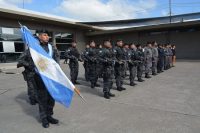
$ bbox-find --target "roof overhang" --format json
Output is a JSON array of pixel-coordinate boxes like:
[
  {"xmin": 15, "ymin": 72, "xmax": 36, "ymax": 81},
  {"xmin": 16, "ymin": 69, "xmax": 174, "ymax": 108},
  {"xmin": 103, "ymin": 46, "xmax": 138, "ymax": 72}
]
[
  {"xmin": 86, "ymin": 20, "xmax": 200, "ymax": 36},
  {"xmin": 0, "ymin": 7, "xmax": 103, "ymax": 31}
]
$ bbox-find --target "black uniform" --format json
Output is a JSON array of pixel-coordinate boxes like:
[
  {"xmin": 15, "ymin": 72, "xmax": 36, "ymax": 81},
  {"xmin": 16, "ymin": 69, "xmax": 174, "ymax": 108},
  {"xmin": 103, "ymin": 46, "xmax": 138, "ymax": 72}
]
[
  {"xmin": 17, "ymin": 49, "xmax": 37, "ymax": 105},
  {"xmin": 99, "ymin": 47, "xmax": 116, "ymax": 98},
  {"xmin": 65, "ymin": 47, "xmax": 81, "ymax": 84},
  {"xmin": 85, "ymin": 47, "xmax": 99, "ymax": 88},
  {"xmin": 157, "ymin": 47, "xmax": 165, "ymax": 73},
  {"xmin": 81, "ymin": 48, "xmax": 90, "ymax": 81},
  {"xmin": 114, "ymin": 46, "xmax": 126, "ymax": 91},
  {"xmin": 36, "ymin": 43, "xmax": 59, "ymax": 120},
  {"xmin": 96, "ymin": 48, "xmax": 104, "ymax": 78},
  {"xmin": 18, "ymin": 42, "xmax": 59, "ymax": 123},
  {"xmin": 136, "ymin": 48, "xmax": 145, "ymax": 81},
  {"xmin": 123, "ymin": 47, "xmax": 130, "ymax": 77},
  {"xmin": 127, "ymin": 48, "xmax": 138, "ymax": 86}
]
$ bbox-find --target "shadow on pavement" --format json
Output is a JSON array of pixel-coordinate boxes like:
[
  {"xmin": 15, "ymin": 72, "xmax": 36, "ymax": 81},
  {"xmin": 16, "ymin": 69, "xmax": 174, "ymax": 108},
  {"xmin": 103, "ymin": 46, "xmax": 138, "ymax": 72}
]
[{"xmin": 15, "ymin": 92, "xmax": 40, "ymax": 122}]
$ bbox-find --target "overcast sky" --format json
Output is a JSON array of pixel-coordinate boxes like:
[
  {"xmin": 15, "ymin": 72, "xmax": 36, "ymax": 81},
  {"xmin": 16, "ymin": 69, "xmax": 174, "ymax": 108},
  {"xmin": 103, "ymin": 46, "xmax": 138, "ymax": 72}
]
[{"xmin": 0, "ymin": 0, "xmax": 200, "ymax": 22}]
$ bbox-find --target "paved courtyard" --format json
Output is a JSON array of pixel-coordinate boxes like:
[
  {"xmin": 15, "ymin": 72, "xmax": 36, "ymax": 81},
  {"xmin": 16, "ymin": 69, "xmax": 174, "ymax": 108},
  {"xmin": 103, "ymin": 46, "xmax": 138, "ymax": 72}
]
[{"xmin": 0, "ymin": 61, "xmax": 200, "ymax": 133}]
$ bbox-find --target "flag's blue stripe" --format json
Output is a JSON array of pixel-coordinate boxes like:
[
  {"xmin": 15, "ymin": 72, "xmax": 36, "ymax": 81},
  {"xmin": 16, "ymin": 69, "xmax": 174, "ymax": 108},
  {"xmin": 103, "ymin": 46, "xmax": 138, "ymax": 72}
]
[
  {"xmin": 21, "ymin": 27, "xmax": 52, "ymax": 59},
  {"xmin": 40, "ymin": 74, "xmax": 74, "ymax": 108}
]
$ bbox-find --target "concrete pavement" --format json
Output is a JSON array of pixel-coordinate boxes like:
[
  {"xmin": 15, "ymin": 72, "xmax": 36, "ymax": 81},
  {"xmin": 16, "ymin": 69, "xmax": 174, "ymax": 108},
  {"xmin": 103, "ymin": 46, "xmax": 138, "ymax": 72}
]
[{"xmin": 0, "ymin": 61, "xmax": 200, "ymax": 133}]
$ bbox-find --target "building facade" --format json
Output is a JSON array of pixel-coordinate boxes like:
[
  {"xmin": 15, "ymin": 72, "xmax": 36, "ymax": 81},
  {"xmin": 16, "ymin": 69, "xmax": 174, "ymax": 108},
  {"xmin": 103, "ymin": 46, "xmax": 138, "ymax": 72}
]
[{"xmin": 0, "ymin": 7, "xmax": 200, "ymax": 60}]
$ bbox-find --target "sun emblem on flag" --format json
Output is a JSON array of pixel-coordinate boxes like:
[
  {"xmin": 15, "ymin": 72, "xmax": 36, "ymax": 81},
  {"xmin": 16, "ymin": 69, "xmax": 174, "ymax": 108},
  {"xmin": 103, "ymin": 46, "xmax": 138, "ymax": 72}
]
[{"xmin": 37, "ymin": 58, "xmax": 48, "ymax": 72}]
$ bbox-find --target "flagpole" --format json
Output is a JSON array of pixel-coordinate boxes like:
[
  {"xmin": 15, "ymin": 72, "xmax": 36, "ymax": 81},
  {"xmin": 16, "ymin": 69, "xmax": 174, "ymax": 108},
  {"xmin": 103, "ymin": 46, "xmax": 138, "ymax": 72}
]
[
  {"xmin": 18, "ymin": 21, "xmax": 23, "ymax": 27},
  {"xmin": 74, "ymin": 87, "xmax": 86, "ymax": 103}
]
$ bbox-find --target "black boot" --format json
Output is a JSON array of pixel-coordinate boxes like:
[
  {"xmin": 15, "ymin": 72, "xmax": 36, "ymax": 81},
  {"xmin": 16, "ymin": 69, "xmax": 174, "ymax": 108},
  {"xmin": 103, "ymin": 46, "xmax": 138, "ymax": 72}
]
[
  {"xmin": 74, "ymin": 81, "xmax": 80, "ymax": 85},
  {"xmin": 91, "ymin": 83, "xmax": 95, "ymax": 88},
  {"xmin": 108, "ymin": 92, "xmax": 115, "ymax": 97},
  {"xmin": 121, "ymin": 87, "xmax": 126, "ymax": 90},
  {"xmin": 95, "ymin": 83, "xmax": 100, "ymax": 87},
  {"xmin": 42, "ymin": 118, "xmax": 49, "ymax": 128},
  {"xmin": 145, "ymin": 74, "xmax": 151, "ymax": 78},
  {"xmin": 47, "ymin": 116, "xmax": 59, "ymax": 124},
  {"xmin": 117, "ymin": 87, "xmax": 122, "ymax": 91},
  {"xmin": 138, "ymin": 78, "xmax": 144, "ymax": 82},
  {"xmin": 152, "ymin": 73, "xmax": 157, "ymax": 76},
  {"xmin": 104, "ymin": 92, "xmax": 110, "ymax": 99},
  {"xmin": 130, "ymin": 82, "xmax": 137, "ymax": 86}
]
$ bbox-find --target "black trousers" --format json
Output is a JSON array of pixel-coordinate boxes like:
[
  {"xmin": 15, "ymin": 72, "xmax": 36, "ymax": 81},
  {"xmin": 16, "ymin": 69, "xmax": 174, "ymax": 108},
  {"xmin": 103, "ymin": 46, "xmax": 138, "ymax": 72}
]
[
  {"xmin": 26, "ymin": 73, "xmax": 37, "ymax": 101},
  {"xmin": 103, "ymin": 66, "xmax": 114, "ymax": 93},
  {"xmin": 88, "ymin": 62, "xmax": 98, "ymax": 85},
  {"xmin": 69, "ymin": 61, "xmax": 79, "ymax": 83},
  {"xmin": 83, "ymin": 62, "xmax": 89, "ymax": 81},
  {"xmin": 129, "ymin": 64, "xmax": 137, "ymax": 84},
  {"xmin": 158, "ymin": 57, "xmax": 164, "ymax": 72},
  {"xmin": 137, "ymin": 63, "xmax": 144, "ymax": 79},
  {"xmin": 34, "ymin": 74, "xmax": 55, "ymax": 120},
  {"xmin": 115, "ymin": 64, "xmax": 125, "ymax": 88}
]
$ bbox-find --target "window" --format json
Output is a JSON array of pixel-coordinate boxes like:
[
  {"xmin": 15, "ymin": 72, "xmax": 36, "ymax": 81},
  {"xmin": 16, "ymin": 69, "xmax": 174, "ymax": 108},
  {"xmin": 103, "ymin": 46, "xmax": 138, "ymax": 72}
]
[
  {"xmin": 55, "ymin": 32, "xmax": 73, "ymax": 52},
  {"xmin": 56, "ymin": 44, "xmax": 70, "ymax": 51},
  {"xmin": 0, "ymin": 42, "xmax": 3, "ymax": 52},
  {"xmin": 14, "ymin": 42, "xmax": 24, "ymax": 52}
]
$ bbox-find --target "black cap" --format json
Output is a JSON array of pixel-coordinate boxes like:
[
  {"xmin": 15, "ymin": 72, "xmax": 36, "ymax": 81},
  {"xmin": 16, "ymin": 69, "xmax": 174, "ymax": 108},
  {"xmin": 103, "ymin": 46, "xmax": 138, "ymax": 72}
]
[
  {"xmin": 123, "ymin": 43, "xmax": 129, "ymax": 46},
  {"xmin": 36, "ymin": 29, "xmax": 50, "ymax": 35},
  {"xmin": 116, "ymin": 39, "xmax": 123, "ymax": 42},
  {"xmin": 129, "ymin": 43, "xmax": 135, "ymax": 46},
  {"xmin": 136, "ymin": 44, "xmax": 141, "ymax": 48}
]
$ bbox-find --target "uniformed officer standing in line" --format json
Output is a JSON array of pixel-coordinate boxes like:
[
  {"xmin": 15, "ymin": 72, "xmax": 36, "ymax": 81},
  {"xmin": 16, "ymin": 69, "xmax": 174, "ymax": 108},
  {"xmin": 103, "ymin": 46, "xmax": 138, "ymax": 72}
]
[
  {"xmin": 157, "ymin": 44, "xmax": 165, "ymax": 73},
  {"xmin": 17, "ymin": 49, "xmax": 38, "ymax": 105},
  {"xmin": 20, "ymin": 30, "xmax": 60, "ymax": 128},
  {"xmin": 99, "ymin": 40, "xmax": 116, "ymax": 99},
  {"xmin": 165, "ymin": 44, "xmax": 171, "ymax": 69},
  {"xmin": 85, "ymin": 41, "xmax": 100, "ymax": 88},
  {"xmin": 136, "ymin": 44, "xmax": 145, "ymax": 82},
  {"xmin": 123, "ymin": 43, "xmax": 130, "ymax": 77},
  {"xmin": 114, "ymin": 39, "xmax": 126, "ymax": 91},
  {"xmin": 65, "ymin": 41, "xmax": 82, "ymax": 84},
  {"xmin": 54, "ymin": 44, "xmax": 60, "ymax": 65},
  {"xmin": 96, "ymin": 44, "xmax": 104, "ymax": 78},
  {"xmin": 171, "ymin": 44, "xmax": 176, "ymax": 67},
  {"xmin": 168, "ymin": 44, "xmax": 173, "ymax": 68},
  {"xmin": 144, "ymin": 42, "xmax": 153, "ymax": 78},
  {"xmin": 81, "ymin": 44, "xmax": 90, "ymax": 81},
  {"xmin": 163, "ymin": 44, "xmax": 168, "ymax": 70},
  {"xmin": 151, "ymin": 41, "xmax": 159, "ymax": 75},
  {"xmin": 127, "ymin": 43, "xmax": 138, "ymax": 86}
]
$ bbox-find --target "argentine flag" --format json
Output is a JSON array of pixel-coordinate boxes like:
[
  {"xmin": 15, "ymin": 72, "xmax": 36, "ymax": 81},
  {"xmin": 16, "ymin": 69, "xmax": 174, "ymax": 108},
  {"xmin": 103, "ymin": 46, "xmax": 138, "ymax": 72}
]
[{"xmin": 20, "ymin": 26, "xmax": 74, "ymax": 107}]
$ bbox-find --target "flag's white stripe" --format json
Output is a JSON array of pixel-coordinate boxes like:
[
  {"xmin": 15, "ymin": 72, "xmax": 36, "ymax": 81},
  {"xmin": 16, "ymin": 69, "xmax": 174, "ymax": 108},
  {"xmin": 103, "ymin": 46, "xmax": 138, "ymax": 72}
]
[{"xmin": 30, "ymin": 48, "xmax": 75, "ymax": 91}]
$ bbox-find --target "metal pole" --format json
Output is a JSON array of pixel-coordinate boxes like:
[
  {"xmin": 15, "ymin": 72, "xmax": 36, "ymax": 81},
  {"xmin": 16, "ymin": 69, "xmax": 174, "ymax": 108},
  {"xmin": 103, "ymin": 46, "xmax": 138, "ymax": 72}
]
[
  {"xmin": 23, "ymin": 0, "xmax": 24, "ymax": 9},
  {"xmin": 169, "ymin": 0, "xmax": 172, "ymax": 23}
]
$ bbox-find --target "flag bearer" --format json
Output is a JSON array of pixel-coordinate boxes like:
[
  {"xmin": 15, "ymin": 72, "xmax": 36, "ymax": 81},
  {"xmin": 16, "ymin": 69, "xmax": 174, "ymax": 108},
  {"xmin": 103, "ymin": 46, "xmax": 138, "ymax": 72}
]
[{"xmin": 20, "ymin": 29, "xmax": 59, "ymax": 128}]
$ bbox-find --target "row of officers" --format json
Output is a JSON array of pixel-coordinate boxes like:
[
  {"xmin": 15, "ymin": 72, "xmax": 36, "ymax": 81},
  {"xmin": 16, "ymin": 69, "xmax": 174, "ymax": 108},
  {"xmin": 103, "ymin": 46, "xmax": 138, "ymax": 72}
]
[
  {"xmin": 17, "ymin": 31, "xmax": 176, "ymax": 128},
  {"xmin": 65, "ymin": 39, "xmax": 176, "ymax": 99}
]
